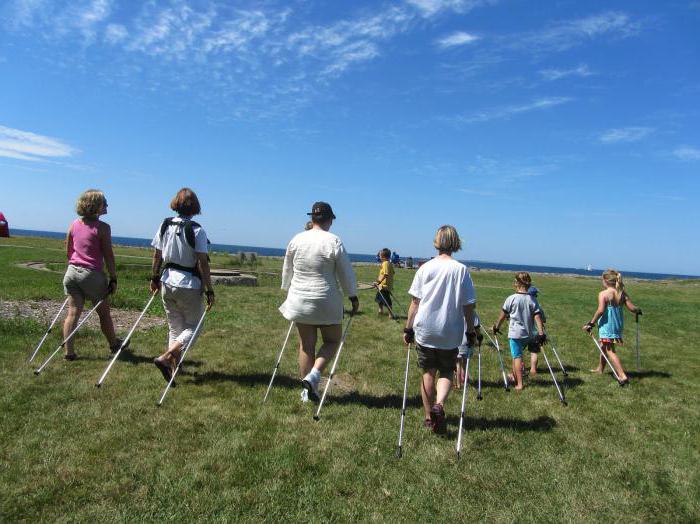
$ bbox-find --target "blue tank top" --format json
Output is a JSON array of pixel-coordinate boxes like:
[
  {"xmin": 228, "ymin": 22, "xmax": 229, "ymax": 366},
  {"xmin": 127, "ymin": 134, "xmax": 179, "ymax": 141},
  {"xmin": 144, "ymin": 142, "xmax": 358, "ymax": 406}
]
[{"xmin": 598, "ymin": 304, "xmax": 624, "ymax": 339}]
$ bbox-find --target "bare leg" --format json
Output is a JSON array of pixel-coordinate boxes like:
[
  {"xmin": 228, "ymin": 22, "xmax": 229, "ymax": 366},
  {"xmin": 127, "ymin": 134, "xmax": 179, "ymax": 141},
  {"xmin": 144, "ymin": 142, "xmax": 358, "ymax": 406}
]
[
  {"xmin": 435, "ymin": 374, "xmax": 453, "ymax": 405},
  {"xmin": 604, "ymin": 345, "xmax": 628, "ymax": 381},
  {"xmin": 314, "ymin": 324, "xmax": 342, "ymax": 372},
  {"xmin": 296, "ymin": 323, "xmax": 318, "ymax": 378},
  {"xmin": 420, "ymin": 370, "xmax": 437, "ymax": 420},
  {"xmin": 591, "ymin": 352, "xmax": 605, "ymax": 373},
  {"xmin": 513, "ymin": 357, "xmax": 524, "ymax": 390},
  {"xmin": 530, "ymin": 352, "xmax": 538, "ymax": 375},
  {"xmin": 96, "ymin": 299, "xmax": 118, "ymax": 348},
  {"xmin": 63, "ymin": 295, "xmax": 84, "ymax": 356},
  {"xmin": 454, "ymin": 358, "xmax": 463, "ymax": 389}
]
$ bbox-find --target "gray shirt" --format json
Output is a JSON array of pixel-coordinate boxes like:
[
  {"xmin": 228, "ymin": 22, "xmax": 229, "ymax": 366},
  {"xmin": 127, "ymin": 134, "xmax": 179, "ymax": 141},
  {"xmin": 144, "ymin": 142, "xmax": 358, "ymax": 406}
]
[{"xmin": 503, "ymin": 293, "xmax": 541, "ymax": 339}]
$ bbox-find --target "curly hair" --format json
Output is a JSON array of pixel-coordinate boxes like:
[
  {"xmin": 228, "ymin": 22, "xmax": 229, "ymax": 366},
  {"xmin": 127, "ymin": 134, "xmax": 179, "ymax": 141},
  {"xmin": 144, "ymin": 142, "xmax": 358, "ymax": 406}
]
[{"xmin": 75, "ymin": 189, "xmax": 106, "ymax": 218}]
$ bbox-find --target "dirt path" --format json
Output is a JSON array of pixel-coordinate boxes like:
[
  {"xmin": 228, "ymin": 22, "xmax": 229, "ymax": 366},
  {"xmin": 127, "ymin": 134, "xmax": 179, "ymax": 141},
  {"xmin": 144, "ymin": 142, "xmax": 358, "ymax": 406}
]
[{"xmin": 0, "ymin": 299, "xmax": 166, "ymax": 331}]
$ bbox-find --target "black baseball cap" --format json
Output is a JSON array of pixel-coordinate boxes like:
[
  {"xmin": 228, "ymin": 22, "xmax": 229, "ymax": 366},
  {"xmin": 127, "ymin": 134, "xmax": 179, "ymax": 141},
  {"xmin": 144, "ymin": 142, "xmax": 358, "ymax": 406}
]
[{"xmin": 307, "ymin": 201, "xmax": 336, "ymax": 219}]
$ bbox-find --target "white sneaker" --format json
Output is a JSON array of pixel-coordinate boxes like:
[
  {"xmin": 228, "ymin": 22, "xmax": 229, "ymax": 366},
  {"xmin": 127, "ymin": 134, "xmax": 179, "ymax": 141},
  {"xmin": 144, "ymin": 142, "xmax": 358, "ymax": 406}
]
[
  {"xmin": 302, "ymin": 373, "xmax": 320, "ymax": 402},
  {"xmin": 300, "ymin": 388, "xmax": 309, "ymax": 403}
]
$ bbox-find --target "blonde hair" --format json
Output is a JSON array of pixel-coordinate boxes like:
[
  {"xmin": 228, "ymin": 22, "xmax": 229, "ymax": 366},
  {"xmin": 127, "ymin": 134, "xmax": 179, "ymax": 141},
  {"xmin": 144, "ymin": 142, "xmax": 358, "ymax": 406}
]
[
  {"xmin": 514, "ymin": 271, "xmax": 532, "ymax": 289},
  {"xmin": 75, "ymin": 189, "xmax": 106, "ymax": 218},
  {"xmin": 433, "ymin": 225, "xmax": 462, "ymax": 254},
  {"xmin": 602, "ymin": 269, "xmax": 625, "ymax": 294}
]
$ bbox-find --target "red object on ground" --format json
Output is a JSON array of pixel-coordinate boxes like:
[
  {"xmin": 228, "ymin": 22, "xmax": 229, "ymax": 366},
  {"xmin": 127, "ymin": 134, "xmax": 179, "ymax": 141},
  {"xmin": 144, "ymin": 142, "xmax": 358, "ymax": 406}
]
[{"xmin": 0, "ymin": 212, "xmax": 9, "ymax": 237}]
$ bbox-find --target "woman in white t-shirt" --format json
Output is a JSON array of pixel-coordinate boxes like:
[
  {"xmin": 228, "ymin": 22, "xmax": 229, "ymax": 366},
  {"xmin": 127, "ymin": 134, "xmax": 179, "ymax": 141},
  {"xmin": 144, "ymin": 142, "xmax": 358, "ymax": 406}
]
[
  {"xmin": 403, "ymin": 225, "xmax": 477, "ymax": 433},
  {"xmin": 150, "ymin": 188, "xmax": 215, "ymax": 383},
  {"xmin": 279, "ymin": 202, "xmax": 359, "ymax": 403}
]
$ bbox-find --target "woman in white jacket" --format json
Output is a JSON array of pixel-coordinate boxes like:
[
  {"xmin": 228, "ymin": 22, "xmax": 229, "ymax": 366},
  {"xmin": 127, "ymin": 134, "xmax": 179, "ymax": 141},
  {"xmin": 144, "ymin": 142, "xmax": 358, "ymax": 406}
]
[{"xmin": 279, "ymin": 202, "xmax": 359, "ymax": 402}]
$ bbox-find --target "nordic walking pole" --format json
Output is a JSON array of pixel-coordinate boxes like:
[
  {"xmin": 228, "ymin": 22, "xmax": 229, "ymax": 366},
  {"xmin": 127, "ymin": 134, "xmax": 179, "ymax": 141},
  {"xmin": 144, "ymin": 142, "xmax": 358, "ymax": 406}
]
[
  {"xmin": 388, "ymin": 290, "xmax": 404, "ymax": 315},
  {"xmin": 396, "ymin": 342, "xmax": 412, "ymax": 458},
  {"xmin": 373, "ymin": 283, "xmax": 398, "ymax": 320},
  {"xmin": 96, "ymin": 291, "xmax": 158, "ymax": 387},
  {"xmin": 157, "ymin": 308, "xmax": 209, "ymax": 406},
  {"xmin": 28, "ymin": 297, "xmax": 69, "ymax": 362},
  {"xmin": 456, "ymin": 355, "xmax": 471, "ymax": 459},
  {"xmin": 635, "ymin": 312, "xmax": 641, "ymax": 372},
  {"xmin": 34, "ymin": 298, "xmax": 106, "ymax": 375},
  {"xmin": 263, "ymin": 321, "xmax": 295, "ymax": 402},
  {"xmin": 547, "ymin": 333, "xmax": 568, "ymax": 376},
  {"xmin": 483, "ymin": 330, "xmax": 509, "ymax": 391},
  {"xmin": 477, "ymin": 341, "xmax": 483, "ymax": 400},
  {"xmin": 588, "ymin": 332, "xmax": 623, "ymax": 385},
  {"xmin": 313, "ymin": 316, "xmax": 354, "ymax": 421},
  {"xmin": 541, "ymin": 347, "xmax": 567, "ymax": 405}
]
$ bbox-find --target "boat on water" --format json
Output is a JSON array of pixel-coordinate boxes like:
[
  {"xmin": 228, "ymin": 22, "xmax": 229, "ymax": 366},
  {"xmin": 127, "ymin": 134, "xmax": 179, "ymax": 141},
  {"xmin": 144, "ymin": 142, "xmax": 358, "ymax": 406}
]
[{"xmin": 586, "ymin": 264, "xmax": 592, "ymax": 272}]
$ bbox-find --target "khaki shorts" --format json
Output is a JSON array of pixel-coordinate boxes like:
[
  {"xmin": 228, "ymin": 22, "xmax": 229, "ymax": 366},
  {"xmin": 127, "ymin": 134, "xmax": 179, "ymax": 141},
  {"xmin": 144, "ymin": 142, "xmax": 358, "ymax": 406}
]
[{"xmin": 63, "ymin": 264, "xmax": 108, "ymax": 302}]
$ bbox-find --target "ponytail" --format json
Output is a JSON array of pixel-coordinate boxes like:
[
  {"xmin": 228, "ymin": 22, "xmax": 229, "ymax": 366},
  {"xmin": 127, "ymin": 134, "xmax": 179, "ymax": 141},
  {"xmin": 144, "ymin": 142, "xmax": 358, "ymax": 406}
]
[{"xmin": 602, "ymin": 269, "xmax": 625, "ymax": 295}]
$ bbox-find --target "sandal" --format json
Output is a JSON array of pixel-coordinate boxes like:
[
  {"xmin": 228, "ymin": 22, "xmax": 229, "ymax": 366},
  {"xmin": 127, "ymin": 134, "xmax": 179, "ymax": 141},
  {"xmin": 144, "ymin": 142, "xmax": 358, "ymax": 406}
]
[{"xmin": 64, "ymin": 353, "xmax": 77, "ymax": 361}]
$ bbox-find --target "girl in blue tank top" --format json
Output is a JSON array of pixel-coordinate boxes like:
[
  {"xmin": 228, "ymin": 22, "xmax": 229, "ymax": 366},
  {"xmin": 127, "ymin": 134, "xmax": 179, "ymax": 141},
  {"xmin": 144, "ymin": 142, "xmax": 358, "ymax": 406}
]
[{"xmin": 582, "ymin": 269, "xmax": 642, "ymax": 385}]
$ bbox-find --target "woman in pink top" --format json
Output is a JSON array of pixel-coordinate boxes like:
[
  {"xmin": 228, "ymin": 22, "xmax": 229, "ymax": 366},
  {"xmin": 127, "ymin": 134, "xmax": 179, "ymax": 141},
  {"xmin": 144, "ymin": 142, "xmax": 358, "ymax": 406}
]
[{"xmin": 62, "ymin": 189, "xmax": 123, "ymax": 360}]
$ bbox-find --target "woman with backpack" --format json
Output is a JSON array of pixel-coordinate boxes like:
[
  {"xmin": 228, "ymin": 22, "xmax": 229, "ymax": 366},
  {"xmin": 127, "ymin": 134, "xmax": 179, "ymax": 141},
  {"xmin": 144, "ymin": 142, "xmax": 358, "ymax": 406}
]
[{"xmin": 150, "ymin": 188, "xmax": 215, "ymax": 383}]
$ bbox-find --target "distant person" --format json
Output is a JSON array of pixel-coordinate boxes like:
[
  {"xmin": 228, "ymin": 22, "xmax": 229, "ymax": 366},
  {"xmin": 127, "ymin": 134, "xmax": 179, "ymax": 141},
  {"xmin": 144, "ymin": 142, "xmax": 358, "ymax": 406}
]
[
  {"xmin": 391, "ymin": 251, "xmax": 400, "ymax": 267},
  {"xmin": 403, "ymin": 225, "xmax": 477, "ymax": 433},
  {"xmin": 62, "ymin": 189, "xmax": 123, "ymax": 360},
  {"xmin": 582, "ymin": 269, "xmax": 641, "ymax": 385},
  {"xmin": 492, "ymin": 272, "xmax": 546, "ymax": 391},
  {"xmin": 374, "ymin": 248, "xmax": 395, "ymax": 317},
  {"xmin": 0, "ymin": 211, "xmax": 9, "ymax": 237},
  {"xmin": 280, "ymin": 202, "xmax": 359, "ymax": 403},
  {"xmin": 454, "ymin": 312, "xmax": 483, "ymax": 389},
  {"xmin": 375, "ymin": 251, "xmax": 381, "ymax": 264},
  {"xmin": 150, "ymin": 188, "xmax": 215, "ymax": 383},
  {"xmin": 526, "ymin": 285, "xmax": 546, "ymax": 376},
  {"xmin": 406, "ymin": 256, "xmax": 414, "ymax": 269}
]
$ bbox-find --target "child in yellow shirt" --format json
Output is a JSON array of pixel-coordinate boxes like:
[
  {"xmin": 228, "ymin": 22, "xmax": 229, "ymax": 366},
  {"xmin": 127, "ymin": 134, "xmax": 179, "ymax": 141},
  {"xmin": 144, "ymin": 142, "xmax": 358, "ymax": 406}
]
[{"xmin": 374, "ymin": 248, "xmax": 395, "ymax": 317}]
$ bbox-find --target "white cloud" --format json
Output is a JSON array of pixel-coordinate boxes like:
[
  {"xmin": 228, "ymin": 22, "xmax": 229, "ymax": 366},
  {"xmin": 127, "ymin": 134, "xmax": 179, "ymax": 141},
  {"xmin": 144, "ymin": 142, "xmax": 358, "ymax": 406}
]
[
  {"xmin": 599, "ymin": 126, "xmax": 654, "ymax": 144},
  {"xmin": 406, "ymin": 0, "xmax": 494, "ymax": 17},
  {"xmin": 540, "ymin": 64, "xmax": 593, "ymax": 81},
  {"xmin": 512, "ymin": 11, "xmax": 640, "ymax": 54},
  {"xmin": 104, "ymin": 23, "xmax": 127, "ymax": 44},
  {"xmin": 459, "ymin": 97, "xmax": 572, "ymax": 123},
  {"xmin": 436, "ymin": 31, "xmax": 479, "ymax": 49},
  {"xmin": 0, "ymin": 125, "xmax": 78, "ymax": 162},
  {"xmin": 673, "ymin": 146, "xmax": 700, "ymax": 161}
]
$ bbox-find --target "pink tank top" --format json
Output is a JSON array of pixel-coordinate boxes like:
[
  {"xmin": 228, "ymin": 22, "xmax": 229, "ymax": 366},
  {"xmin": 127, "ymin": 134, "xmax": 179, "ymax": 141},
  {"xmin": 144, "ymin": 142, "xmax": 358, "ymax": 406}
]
[{"xmin": 68, "ymin": 219, "xmax": 103, "ymax": 271}]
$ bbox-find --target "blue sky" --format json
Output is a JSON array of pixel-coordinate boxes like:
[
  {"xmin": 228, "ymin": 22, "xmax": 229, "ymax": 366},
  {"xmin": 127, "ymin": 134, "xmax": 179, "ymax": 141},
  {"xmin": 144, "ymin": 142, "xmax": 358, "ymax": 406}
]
[{"xmin": 1, "ymin": 0, "xmax": 698, "ymax": 275}]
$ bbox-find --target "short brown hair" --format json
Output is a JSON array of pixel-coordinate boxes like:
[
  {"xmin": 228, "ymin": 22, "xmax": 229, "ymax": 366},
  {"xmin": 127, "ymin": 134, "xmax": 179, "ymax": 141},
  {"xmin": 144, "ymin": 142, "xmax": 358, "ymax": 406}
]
[
  {"xmin": 75, "ymin": 189, "xmax": 106, "ymax": 218},
  {"xmin": 380, "ymin": 248, "xmax": 391, "ymax": 259},
  {"xmin": 170, "ymin": 188, "xmax": 201, "ymax": 216},
  {"xmin": 433, "ymin": 225, "xmax": 461, "ymax": 254},
  {"xmin": 514, "ymin": 272, "xmax": 532, "ymax": 289}
]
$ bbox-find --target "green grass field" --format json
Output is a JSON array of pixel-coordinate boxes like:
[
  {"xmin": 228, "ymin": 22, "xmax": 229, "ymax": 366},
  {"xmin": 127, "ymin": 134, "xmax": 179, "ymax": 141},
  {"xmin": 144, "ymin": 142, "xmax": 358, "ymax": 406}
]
[{"xmin": 1, "ymin": 236, "xmax": 698, "ymax": 522}]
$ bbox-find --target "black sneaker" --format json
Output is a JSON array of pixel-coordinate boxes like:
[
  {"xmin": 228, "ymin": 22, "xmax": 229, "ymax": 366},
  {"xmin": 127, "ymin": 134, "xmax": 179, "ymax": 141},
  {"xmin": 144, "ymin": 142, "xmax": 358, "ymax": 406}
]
[
  {"xmin": 430, "ymin": 403, "xmax": 446, "ymax": 434},
  {"xmin": 110, "ymin": 338, "xmax": 130, "ymax": 354}
]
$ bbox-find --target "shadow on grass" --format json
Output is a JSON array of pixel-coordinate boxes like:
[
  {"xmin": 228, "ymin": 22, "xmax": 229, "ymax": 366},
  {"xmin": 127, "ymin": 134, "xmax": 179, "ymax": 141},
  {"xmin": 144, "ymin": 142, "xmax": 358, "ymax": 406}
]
[
  {"xmin": 625, "ymin": 370, "xmax": 671, "ymax": 380},
  {"xmin": 443, "ymin": 415, "xmax": 557, "ymax": 436},
  {"xmin": 186, "ymin": 371, "xmax": 299, "ymax": 389},
  {"xmin": 526, "ymin": 377, "xmax": 584, "ymax": 389}
]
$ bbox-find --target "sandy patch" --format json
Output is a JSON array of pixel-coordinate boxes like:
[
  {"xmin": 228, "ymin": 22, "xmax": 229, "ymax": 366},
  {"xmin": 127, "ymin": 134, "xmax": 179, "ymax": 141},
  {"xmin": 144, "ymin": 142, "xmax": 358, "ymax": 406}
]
[{"xmin": 0, "ymin": 299, "xmax": 166, "ymax": 331}]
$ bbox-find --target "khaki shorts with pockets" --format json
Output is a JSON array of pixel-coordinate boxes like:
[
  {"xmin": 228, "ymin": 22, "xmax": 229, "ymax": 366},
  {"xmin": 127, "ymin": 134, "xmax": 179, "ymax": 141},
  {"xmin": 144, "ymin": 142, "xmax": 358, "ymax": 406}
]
[{"xmin": 63, "ymin": 264, "xmax": 108, "ymax": 302}]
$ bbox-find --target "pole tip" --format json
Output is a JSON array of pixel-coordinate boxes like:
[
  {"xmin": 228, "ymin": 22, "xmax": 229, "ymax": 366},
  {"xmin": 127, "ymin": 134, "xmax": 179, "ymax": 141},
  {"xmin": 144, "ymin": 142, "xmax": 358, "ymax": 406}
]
[
  {"xmin": 562, "ymin": 401, "xmax": 568, "ymax": 406},
  {"xmin": 33, "ymin": 370, "xmax": 40, "ymax": 375},
  {"xmin": 313, "ymin": 415, "xmax": 320, "ymax": 421},
  {"xmin": 95, "ymin": 383, "xmax": 101, "ymax": 388}
]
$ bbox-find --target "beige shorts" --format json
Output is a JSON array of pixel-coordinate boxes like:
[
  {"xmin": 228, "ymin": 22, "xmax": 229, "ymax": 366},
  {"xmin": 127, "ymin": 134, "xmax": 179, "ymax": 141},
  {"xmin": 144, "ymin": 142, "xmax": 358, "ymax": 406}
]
[{"xmin": 63, "ymin": 264, "xmax": 108, "ymax": 302}]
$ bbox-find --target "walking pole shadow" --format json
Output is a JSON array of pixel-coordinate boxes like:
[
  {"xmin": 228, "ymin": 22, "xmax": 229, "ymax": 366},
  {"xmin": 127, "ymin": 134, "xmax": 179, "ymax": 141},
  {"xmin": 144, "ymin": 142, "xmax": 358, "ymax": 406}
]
[
  {"xmin": 331, "ymin": 391, "xmax": 424, "ymax": 410},
  {"xmin": 188, "ymin": 371, "xmax": 300, "ymax": 389},
  {"xmin": 527, "ymin": 377, "xmax": 584, "ymax": 390},
  {"xmin": 624, "ymin": 370, "xmax": 671, "ymax": 380},
  {"xmin": 443, "ymin": 415, "xmax": 557, "ymax": 437}
]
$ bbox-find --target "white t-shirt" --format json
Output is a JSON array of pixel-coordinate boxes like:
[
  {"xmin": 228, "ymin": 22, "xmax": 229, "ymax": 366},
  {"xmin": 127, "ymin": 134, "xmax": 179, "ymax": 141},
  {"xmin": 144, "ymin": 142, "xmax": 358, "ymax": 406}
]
[
  {"xmin": 152, "ymin": 216, "xmax": 209, "ymax": 289},
  {"xmin": 408, "ymin": 256, "xmax": 477, "ymax": 349},
  {"xmin": 502, "ymin": 293, "xmax": 541, "ymax": 339}
]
